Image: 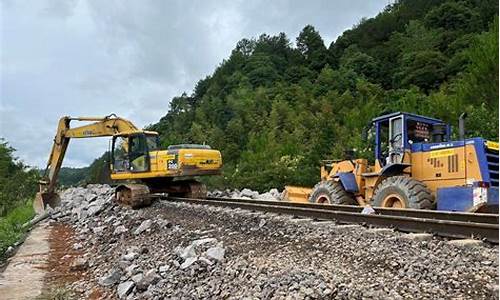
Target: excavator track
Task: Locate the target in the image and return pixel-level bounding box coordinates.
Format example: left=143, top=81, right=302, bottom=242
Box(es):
left=184, top=181, right=207, bottom=199
left=114, top=181, right=207, bottom=209
left=115, top=184, right=152, bottom=209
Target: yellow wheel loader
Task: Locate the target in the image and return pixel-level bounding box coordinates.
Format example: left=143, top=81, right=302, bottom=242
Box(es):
left=284, top=112, right=499, bottom=213
left=34, top=114, right=222, bottom=213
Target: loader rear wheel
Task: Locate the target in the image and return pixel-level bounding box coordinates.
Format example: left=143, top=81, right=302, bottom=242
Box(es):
left=308, top=181, right=356, bottom=205
left=372, top=176, right=433, bottom=209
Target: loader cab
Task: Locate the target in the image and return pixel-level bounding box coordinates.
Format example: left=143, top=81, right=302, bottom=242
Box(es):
left=111, top=132, right=159, bottom=173
left=372, top=112, right=450, bottom=167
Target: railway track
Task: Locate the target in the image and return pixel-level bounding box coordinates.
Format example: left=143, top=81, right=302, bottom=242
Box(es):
left=164, top=196, right=499, bottom=243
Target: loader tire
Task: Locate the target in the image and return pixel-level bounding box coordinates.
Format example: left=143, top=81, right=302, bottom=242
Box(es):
left=372, top=176, right=433, bottom=209
left=308, top=181, right=356, bottom=205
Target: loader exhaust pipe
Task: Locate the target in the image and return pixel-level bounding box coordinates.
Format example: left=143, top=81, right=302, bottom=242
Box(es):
left=459, top=113, right=467, bottom=140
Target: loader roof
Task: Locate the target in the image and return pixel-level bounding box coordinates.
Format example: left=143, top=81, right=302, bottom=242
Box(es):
left=372, top=112, right=444, bottom=124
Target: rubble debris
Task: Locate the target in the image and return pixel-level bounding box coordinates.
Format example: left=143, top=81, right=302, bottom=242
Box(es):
left=133, top=219, right=153, bottom=235
left=131, top=273, right=143, bottom=283
left=47, top=184, right=498, bottom=299
left=158, top=265, right=169, bottom=273
left=205, top=245, right=225, bottom=261
left=70, top=257, right=89, bottom=271
left=179, top=244, right=196, bottom=260
left=98, top=268, right=122, bottom=287
left=122, top=252, right=138, bottom=261
left=116, top=281, right=134, bottom=299
left=136, top=269, right=160, bottom=291
left=180, top=257, right=197, bottom=269
left=361, top=205, right=376, bottom=215
left=113, top=225, right=128, bottom=235
left=191, top=237, right=217, bottom=246
left=207, top=188, right=283, bottom=201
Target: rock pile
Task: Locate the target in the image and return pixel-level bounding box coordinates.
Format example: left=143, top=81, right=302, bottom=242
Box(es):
left=48, top=185, right=498, bottom=299
left=52, top=184, right=115, bottom=223
left=208, top=188, right=283, bottom=201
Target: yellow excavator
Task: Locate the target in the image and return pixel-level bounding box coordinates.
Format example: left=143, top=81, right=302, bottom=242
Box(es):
left=34, top=114, right=222, bottom=213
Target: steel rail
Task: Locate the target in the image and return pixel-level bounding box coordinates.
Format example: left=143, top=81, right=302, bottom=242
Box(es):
left=203, top=197, right=499, bottom=224
left=165, top=196, right=499, bottom=243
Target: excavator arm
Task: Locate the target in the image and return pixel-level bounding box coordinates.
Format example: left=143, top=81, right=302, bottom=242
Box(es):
left=35, top=114, right=144, bottom=212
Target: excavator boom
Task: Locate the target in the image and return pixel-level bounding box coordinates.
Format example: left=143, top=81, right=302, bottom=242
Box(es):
left=35, top=114, right=147, bottom=213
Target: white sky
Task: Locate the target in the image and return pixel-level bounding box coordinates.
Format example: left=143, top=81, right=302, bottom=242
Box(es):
left=0, top=0, right=389, bottom=168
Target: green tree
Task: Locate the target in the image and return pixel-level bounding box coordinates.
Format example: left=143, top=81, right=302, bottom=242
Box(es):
left=0, top=140, right=38, bottom=216
left=424, top=1, right=481, bottom=32
left=296, top=25, right=328, bottom=72
left=144, top=0, right=498, bottom=192
left=454, top=18, right=499, bottom=107
left=396, top=50, right=448, bottom=91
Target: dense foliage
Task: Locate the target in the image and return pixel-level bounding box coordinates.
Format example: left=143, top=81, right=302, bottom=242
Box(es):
left=57, top=167, right=89, bottom=187
left=148, top=0, right=498, bottom=192
left=0, top=140, right=38, bottom=216
left=0, top=140, right=37, bottom=257
left=57, top=152, right=112, bottom=187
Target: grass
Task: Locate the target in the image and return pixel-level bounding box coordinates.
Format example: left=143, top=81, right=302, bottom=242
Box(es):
left=0, top=200, right=35, bottom=260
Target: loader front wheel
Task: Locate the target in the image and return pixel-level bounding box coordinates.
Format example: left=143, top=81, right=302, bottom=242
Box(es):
left=372, top=176, right=433, bottom=209
left=308, top=181, right=356, bottom=205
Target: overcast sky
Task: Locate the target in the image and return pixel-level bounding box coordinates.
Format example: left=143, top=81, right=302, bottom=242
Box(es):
left=1, top=0, right=389, bottom=168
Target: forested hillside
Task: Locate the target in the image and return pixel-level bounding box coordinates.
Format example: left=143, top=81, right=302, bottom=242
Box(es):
left=148, top=0, right=499, bottom=191
left=55, top=0, right=492, bottom=192
left=56, top=152, right=112, bottom=187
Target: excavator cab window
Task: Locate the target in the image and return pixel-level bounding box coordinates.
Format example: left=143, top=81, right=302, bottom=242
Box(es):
left=146, top=135, right=159, bottom=151
left=128, top=134, right=150, bottom=172
left=112, top=134, right=151, bottom=173
left=113, top=136, right=129, bottom=172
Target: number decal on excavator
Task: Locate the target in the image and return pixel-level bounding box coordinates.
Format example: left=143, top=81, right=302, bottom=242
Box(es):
left=167, top=160, right=178, bottom=169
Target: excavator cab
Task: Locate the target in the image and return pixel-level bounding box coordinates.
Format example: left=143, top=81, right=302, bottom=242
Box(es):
left=111, top=132, right=159, bottom=173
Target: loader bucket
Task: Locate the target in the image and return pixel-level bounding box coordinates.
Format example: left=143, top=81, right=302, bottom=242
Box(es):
left=33, top=192, right=61, bottom=214
left=282, top=186, right=313, bottom=203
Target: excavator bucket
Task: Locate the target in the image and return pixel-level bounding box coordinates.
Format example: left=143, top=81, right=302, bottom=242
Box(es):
left=282, top=186, right=313, bottom=203
left=33, top=192, right=61, bottom=214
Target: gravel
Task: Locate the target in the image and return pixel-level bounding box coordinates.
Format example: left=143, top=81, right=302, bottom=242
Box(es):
left=50, top=185, right=499, bottom=299
left=208, top=188, right=283, bottom=201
